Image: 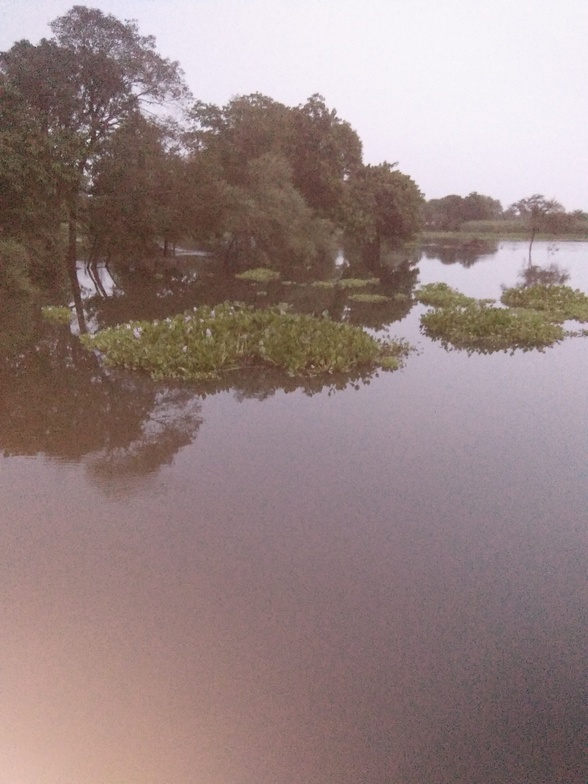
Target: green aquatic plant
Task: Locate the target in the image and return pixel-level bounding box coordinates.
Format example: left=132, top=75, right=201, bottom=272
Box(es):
left=501, top=284, right=588, bottom=322
left=41, top=305, right=71, bottom=324
left=421, top=302, right=564, bottom=352
left=415, top=282, right=478, bottom=308
left=337, top=277, right=380, bottom=289
left=310, top=280, right=336, bottom=289
left=348, top=293, right=391, bottom=303
left=235, top=267, right=281, bottom=283
left=81, top=302, right=409, bottom=380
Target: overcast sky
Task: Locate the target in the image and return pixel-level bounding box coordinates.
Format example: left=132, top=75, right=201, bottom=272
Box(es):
left=2, top=0, right=587, bottom=210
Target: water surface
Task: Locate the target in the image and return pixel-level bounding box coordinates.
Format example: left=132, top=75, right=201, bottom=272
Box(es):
left=1, top=241, right=587, bottom=784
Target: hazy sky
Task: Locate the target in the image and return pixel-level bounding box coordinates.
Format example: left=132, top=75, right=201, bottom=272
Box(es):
left=2, top=0, right=587, bottom=210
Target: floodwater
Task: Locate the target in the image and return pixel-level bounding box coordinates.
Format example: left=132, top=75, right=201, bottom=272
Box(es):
left=1, top=241, right=587, bottom=784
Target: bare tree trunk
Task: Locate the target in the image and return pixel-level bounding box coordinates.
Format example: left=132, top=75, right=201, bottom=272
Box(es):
left=67, top=202, right=87, bottom=333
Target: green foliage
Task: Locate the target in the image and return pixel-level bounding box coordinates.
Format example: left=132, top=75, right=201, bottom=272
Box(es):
left=81, top=303, right=408, bottom=380
left=0, top=240, right=36, bottom=295
left=348, top=293, right=391, bottom=303
left=338, top=277, right=380, bottom=289
left=415, top=282, right=478, bottom=308
left=424, top=192, right=503, bottom=231
left=235, top=268, right=281, bottom=282
left=41, top=305, right=71, bottom=324
left=421, top=302, right=565, bottom=352
left=501, top=284, right=588, bottom=322
left=344, top=163, right=424, bottom=253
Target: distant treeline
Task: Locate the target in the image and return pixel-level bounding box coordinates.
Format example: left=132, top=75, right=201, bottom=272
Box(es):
left=423, top=192, right=588, bottom=235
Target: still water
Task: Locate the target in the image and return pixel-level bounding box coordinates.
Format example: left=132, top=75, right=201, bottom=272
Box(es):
left=1, top=241, right=587, bottom=784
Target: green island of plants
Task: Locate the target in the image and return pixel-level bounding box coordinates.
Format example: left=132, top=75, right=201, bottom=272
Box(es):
left=41, top=305, right=72, bottom=324
left=500, top=284, right=588, bottom=322
left=418, top=282, right=588, bottom=353
left=235, top=268, right=281, bottom=283
left=80, top=303, right=411, bottom=380
left=348, top=293, right=391, bottom=303
left=337, top=277, right=380, bottom=289
left=421, top=302, right=565, bottom=353
left=415, top=282, right=478, bottom=308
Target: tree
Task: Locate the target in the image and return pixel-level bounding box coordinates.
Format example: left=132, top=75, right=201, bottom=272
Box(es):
left=509, top=194, right=565, bottom=261
left=290, top=94, right=362, bottom=223
left=88, top=115, right=191, bottom=263
left=344, top=162, right=424, bottom=265
left=1, top=5, right=189, bottom=325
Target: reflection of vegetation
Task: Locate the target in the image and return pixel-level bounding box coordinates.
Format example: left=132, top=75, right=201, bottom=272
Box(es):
left=421, top=239, right=498, bottom=266
left=518, top=262, right=569, bottom=288
left=82, top=303, right=410, bottom=379
left=235, top=267, right=281, bottom=282
left=0, top=324, right=202, bottom=471
left=501, top=285, right=588, bottom=322
left=421, top=302, right=564, bottom=353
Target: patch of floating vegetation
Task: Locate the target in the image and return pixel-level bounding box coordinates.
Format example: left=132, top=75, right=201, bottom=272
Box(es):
left=41, top=305, right=71, bottom=324
left=501, top=284, right=588, bottom=322
left=235, top=267, right=281, bottom=282
left=417, top=282, right=588, bottom=353
left=310, top=280, right=336, bottom=289
left=337, top=277, right=380, bottom=289
left=421, top=302, right=565, bottom=353
left=81, top=303, right=411, bottom=380
left=415, top=282, right=478, bottom=308
left=348, top=293, right=391, bottom=303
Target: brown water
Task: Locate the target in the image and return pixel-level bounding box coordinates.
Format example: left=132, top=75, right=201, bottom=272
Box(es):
left=1, top=241, right=587, bottom=784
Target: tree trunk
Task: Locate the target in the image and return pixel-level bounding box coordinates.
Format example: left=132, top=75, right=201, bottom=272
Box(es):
left=67, top=202, right=87, bottom=333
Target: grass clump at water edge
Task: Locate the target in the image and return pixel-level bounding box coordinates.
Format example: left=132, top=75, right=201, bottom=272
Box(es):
left=415, top=282, right=479, bottom=308
left=80, top=302, right=410, bottom=380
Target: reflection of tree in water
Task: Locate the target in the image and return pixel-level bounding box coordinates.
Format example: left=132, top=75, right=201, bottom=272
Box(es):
left=518, top=262, right=570, bottom=287
left=0, top=323, right=202, bottom=483
left=192, top=364, right=387, bottom=403
left=85, top=389, right=202, bottom=487
left=84, top=246, right=420, bottom=333
left=421, top=239, right=498, bottom=267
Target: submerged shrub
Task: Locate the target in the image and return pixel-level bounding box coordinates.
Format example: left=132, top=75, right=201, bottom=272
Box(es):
left=81, top=302, right=409, bottom=380
left=501, top=284, right=588, bottom=322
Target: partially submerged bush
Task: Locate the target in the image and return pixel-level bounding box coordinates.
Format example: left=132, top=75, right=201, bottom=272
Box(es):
left=81, top=303, right=409, bottom=380
left=235, top=268, right=281, bottom=283
left=421, top=301, right=564, bottom=352
left=501, top=284, right=588, bottom=322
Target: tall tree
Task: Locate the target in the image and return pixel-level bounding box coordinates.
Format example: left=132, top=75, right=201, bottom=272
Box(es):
left=1, top=5, right=189, bottom=324
left=344, top=163, right=424, bottom=265
left=510, top=194, right=565, bottom=261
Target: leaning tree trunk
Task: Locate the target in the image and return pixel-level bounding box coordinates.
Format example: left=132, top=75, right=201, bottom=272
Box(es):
left=67, top=199, right=87, bottom=333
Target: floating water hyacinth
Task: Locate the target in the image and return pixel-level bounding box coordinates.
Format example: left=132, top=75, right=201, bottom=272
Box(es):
left=81, top=302, right=410, bottom=381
